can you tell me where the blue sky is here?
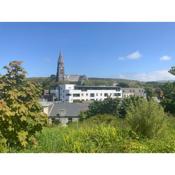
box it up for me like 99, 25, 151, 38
0, 22, 175, 81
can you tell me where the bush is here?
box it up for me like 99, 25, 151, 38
80, 114, 120, 127
119, 96, 144, 117
28, 126, 69, 153
126, 98, 166, 139
84, 98, 121, 119
60, 125, 124, 153
121, 140, 149, 153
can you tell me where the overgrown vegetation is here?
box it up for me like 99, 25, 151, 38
14, 95, 175, 153
18, 114, 175, 153
1, 62, 175, 153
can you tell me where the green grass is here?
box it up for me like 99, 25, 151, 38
11, 115, 175, 153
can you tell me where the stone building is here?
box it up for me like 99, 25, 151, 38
56, 51, 87, 83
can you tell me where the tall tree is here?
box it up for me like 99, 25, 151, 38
169, 66, 175, 76
0, 61, 47, 149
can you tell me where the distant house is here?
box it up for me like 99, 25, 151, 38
40, 102, 89, 124
122, 88, 146, 98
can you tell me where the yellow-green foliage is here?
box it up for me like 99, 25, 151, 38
126, 99, 166, 138
0, 61, 47, 149
61, 125, 123, 153
0, 132, 8, 153
121, 140, 149, 153
21, 115, 175, 153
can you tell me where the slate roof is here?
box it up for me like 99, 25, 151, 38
49, 102, 89, 118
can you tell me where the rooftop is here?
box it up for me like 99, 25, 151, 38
49, 102, 89, 117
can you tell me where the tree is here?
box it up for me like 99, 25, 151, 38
117, 82, 129, 88
126, 98, 166, 138
84, 98, 121, 119
169, 66, 175, 76
0, 61, 47, 149
145, 87, 154, 100
119, 96, 144, 117
160, 82, 175, 114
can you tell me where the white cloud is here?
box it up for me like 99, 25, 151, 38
116, 69, 175, 81
118, 51, 142, 61
127, 51, 142, 60
160, 55, 172, 61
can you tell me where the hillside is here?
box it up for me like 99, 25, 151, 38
27, 76, 168, 90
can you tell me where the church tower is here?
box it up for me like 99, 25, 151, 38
56, 51, 65, 82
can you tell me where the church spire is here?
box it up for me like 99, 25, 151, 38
56, 50, 65, 82
58, 51, 64, 63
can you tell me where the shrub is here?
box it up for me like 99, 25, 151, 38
61, 125, 124, 153
126, 98, 166, 139
119, 96, 144, 117
121, 140, 149, 153
80, 114, 120, 127
85, 98, 121, 119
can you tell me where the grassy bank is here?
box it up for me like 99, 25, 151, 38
16, 115, 175, 153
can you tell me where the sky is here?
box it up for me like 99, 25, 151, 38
0, 22, 175, 81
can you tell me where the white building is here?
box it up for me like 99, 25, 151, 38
57, 84, 122, 103
122, 88, 146, 98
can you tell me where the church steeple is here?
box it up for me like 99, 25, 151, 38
56, 51, 65, 82
58, 51, 64, 63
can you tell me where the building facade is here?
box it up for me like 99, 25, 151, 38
57, 84, 122, 103
40, 101, 89, 124
122, 88, 146, 98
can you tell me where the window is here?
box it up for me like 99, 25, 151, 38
100, 93, 103, 96
66, 93, 71, 96
73, 93, 80, 97
81, 93, 84, 96
57, 109, 65, 117
68, 118, 72, 123
86, 93, 88, 96
104, 93, 108, 97
114, 93, 121, 96
96, 93, 98, 96
90, 93, 95, 97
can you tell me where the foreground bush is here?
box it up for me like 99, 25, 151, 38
78, 114, 120, 127
22, 116, 175, 153
126, 98, 166, 139
119, 96, 144, 117
60, 125, 124, 153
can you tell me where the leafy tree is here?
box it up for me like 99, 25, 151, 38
0, 61, 47, 149
117, 82, 129, 88
169, 66, 175, 76
160, 82, 175, 114
119, 96, 144, 117
145, 87, 154, 100
84, 98, 121, 119
126, 98, 166, 139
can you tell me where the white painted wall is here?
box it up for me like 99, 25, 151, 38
59, 84, 122, 103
